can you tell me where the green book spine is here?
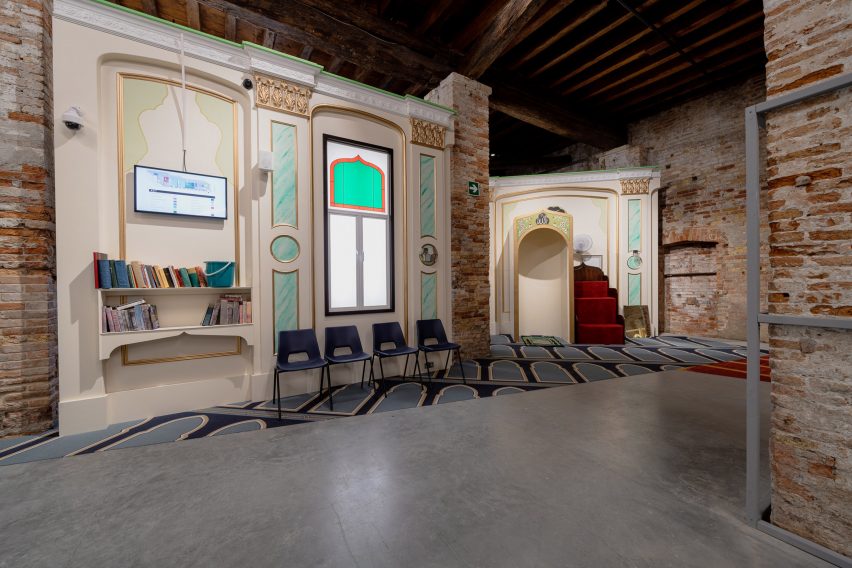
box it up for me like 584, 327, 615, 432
109, 260, 118, 287
188, 271, 200, 287
179, 267, 192, 287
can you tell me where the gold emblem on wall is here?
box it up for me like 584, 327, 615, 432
411, 118, 446, 149
255, 75, 312, 116
620, 177, 651, 195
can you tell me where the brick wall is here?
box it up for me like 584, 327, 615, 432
763, 0, 851, 555
629, 75, 768, 339
426, 73, 492, 358
0, 0, 57, 438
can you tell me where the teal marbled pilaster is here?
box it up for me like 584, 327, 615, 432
421, 272, 437, 319
628, 273, 641, 306
273, 270, 298, 351
419, 155, 435, 237
272, 123, 297, 227
627, 199, 641, 252
271, 235, 299, 263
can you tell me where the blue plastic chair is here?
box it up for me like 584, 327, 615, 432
372, 322, 420, 394
275, 329, 328, 419
416, 319, 466, 384
325, 325, 373, 410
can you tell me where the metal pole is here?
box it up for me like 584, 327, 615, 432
744, 104, 762, 525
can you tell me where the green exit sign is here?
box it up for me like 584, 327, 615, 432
468, 181, 480, 196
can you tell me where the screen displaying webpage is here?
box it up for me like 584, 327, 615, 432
134, 166, 227, 219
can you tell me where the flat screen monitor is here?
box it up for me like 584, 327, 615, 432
134, 165, 228, 219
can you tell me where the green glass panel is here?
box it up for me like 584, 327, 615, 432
628, 273, 641, 306
331, 159, 383, 211
271, 236, 299, 263
419, 155, 435, 237
273, 271, 298, 351
628, 199, 641, 252
272, 123, 297, 226
421, 272, 437, 320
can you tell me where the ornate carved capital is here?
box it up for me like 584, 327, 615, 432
254, 74, 311, 116
411, 118, 446, 150
620, 177, 651, 195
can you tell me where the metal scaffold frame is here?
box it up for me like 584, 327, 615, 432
744, 71, 852, 568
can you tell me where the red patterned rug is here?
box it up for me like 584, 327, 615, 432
684, 355, 771, 382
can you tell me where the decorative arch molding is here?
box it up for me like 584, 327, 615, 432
512, 209, 575, 342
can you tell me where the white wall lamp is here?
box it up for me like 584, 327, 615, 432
61, 106, 84, 130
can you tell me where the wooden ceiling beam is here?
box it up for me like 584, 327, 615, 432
549, 0, 703, 89
185, 0, 200, 29
527, 0, 661, 80
508, 0, 607, 70
504, 0, 576, 52
193, 0, 455, 87
415, 0, 458, 35
224, 12, 236, 41
140, 0, 157, 16
461, 0, 553, 79
580, 14, 764, 100
490, 84, 625, 149
560, 2, 760, 96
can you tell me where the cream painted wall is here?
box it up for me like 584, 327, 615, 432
517, 229, 570, 338
52, 8, 453, 434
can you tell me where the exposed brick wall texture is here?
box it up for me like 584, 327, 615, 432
763, 0, 851, 555
0, 0, 57, 437
662, 244, 719, 333
629, 74, 768, 339
426, 73, 492, 358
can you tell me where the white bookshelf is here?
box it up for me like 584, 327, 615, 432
97, 287, 254, 360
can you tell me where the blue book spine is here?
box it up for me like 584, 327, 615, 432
97, 260, 112, 289
115, 260, 130, 288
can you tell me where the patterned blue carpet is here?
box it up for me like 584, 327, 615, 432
0, 336, 758, 466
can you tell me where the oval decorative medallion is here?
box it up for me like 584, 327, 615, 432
271, 236, 300, 263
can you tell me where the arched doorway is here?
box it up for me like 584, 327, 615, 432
513, 211, 574, 341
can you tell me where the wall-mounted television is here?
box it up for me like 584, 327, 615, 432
134, 165, 228, 219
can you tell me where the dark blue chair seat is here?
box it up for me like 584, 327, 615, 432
375, 345, 418, 358
274, 329, 328, 419
325, 326, 373, 404
372, 322, 421, 394
416, 319, 466, 384
326, 352, 371, 364
276, 357, 327, 372
420, 342, 460, 353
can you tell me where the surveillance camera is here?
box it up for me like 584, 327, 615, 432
242, 78, 253, 90
62, 106, 84, 130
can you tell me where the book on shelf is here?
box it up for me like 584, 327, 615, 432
102, 300, 160, 333
201, 295, 251, 326
93, 253, 227, 290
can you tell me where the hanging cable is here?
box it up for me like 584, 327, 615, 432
179, 33, 188, 171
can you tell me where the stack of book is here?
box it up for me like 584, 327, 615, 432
102, 299, 160, 333
93, 252, 210, 289
201, 295, 252, 326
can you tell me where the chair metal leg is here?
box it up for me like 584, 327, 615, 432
445, 350, 452, 379
402, 354, 410, 380
274, 369, 281, 420
326, 365, 334, 411
360, 360, 367, 389
457, 349, 467, 384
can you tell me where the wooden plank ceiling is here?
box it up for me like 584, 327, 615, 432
111, 0, 766, 175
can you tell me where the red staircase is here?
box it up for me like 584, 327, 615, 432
574, 280, 625, 344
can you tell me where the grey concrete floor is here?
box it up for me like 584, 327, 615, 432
0, 371, 829, 567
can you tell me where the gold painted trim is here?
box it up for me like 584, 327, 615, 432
270, 120, 299, 229
117, 73, 243, 365
512, 210, 575, 343
494, 189, 617, 319
410, 118, 446, 149
418, 151, 438, 240
269, 235, 301, 263
255, 74, 312, 116
309, 104, 409, 338
272, 268, 300, 354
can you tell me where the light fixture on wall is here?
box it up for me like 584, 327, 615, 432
627, 250, 642, 269
62, 106, 84, 130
